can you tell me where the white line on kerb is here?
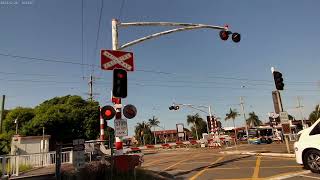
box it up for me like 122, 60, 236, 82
300, 174, 320, 180
267, 170, 310, 180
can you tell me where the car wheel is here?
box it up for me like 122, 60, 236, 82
303, 149, 320, 173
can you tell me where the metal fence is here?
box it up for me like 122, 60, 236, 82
0, 151, 72, 177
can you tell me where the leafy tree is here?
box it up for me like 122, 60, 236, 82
148, 116, 160, 144
309, 104, 320, 124
21, 95, 100, 143
225, 108, 240, 138
0, 131, 14, 155
3, 107, 35, 133
134, 121, 152, 145
288, 114, 295, 120
246, 112, 262, 127
187, 113, 206, 140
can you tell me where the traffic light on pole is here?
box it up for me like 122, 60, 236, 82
100, 105, 116, 121
273, 71, 284, 90
219, 31, 241, 43
169, 105, 179, 110
231, 32, 241, 43
219, 31, 230, 41
113, 69, 127, 98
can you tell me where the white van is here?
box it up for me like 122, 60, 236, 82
294, 118, 320, 173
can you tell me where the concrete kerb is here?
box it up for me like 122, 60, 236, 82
220, 151, 296, 158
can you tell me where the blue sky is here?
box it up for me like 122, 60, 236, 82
1, 0, 320, 135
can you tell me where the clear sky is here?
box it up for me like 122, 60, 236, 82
1, 0, 320, 135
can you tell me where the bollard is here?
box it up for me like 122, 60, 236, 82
115, 137, 123, 156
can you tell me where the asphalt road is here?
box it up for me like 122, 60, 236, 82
142, 147, 319, 180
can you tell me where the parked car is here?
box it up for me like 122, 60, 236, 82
294, 118, 320, 173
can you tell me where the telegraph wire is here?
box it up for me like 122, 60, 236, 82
81, 0, 85, 79
0, 78, 82, 84
92, 0, 104, 74
0, 52, 319, 85
0, 52, 90, 66
118, 0, 126, 20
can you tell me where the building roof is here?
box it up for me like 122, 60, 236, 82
13, 135, 51, 140
152, 129, 177, 135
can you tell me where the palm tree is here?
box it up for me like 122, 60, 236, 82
246, 112, 262, 127
225, 108, 240, 138
134, 121, 151, 145
309, 104, 320, 124
186, 113, 203, 140
148, 116, 160, 144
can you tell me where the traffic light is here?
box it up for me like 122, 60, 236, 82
123, 104, 137, 119
232, 32, 241, 43
219, 31, 230, 41
100, 105, 116, 121
219, 31, 241, 43
169, 105, 179, 110
273, 71, 284, 90
113, 69, 127, 98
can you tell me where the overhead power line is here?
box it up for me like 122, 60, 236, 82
118, 0, 126, 20
92, 0, 104, 73
81, 0, 85, 78
0, 78, 82, 84
0, 52, 90, 66
0, 52, 318, 85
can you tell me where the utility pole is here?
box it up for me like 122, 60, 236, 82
296, 96, 306, 129
88, 75, 93, 101
15, 118, 18, 135
240, 96, 249, 144
0, 95, 5, 133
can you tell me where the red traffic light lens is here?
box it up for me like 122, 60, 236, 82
219, 31, 229, 41
101, 105, 116, 120
117, 73, 125, 79
105, 110, 112, 117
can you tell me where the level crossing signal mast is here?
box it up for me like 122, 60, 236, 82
113, 69, 128, 98
273, 71, 284, 90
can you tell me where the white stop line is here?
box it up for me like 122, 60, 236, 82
102, 51, 133, 71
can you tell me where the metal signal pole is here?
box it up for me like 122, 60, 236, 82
0, 95, 5, 133
88, 75, 93, 101
240, 97, 249, 144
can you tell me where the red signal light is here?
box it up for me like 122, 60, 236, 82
219, 31, 229, 41
117, 73, 125, 79
105, 110, 112, 116
101, 105, 116, 121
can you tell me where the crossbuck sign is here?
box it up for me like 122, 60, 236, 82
101, 50, 134, 71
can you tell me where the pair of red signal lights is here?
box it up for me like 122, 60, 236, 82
219, 30, 241, 43
100, 104, 137, 121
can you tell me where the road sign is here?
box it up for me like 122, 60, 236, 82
114, 118, 128, 137
272, 91, 283, 114
282, 123, 291, 134
101, 50, 134, 71
73, 151, 85, 169
279, 111, 289, 124
72, 139, 85, 170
